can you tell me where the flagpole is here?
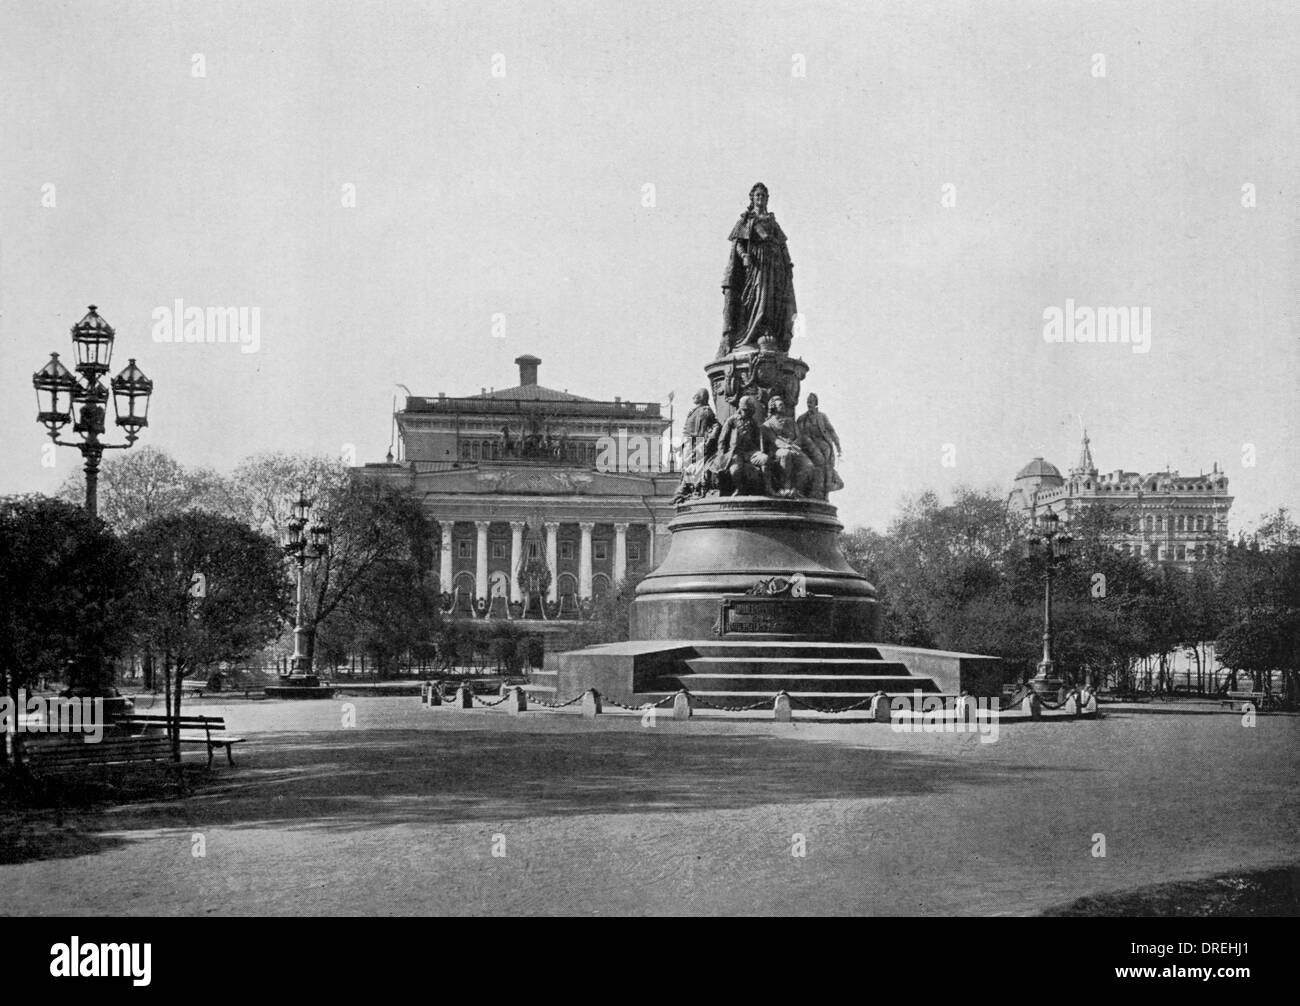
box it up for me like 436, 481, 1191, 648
667, 392, 675, 472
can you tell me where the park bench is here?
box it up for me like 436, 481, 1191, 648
1221, 690, 1270, 711
21, 732, 175, 778
120, 714, 245, 768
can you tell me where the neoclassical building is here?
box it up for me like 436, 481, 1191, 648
356, 355, 676, 618
1009, 433, 1233, 568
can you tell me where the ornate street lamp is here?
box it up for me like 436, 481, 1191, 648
1025, 509, 1073, 696
281, 492, 332, 689
32, 306, 154, 518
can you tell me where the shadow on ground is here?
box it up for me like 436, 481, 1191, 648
2, 724, 1066, 863
1043, 864, 1300, 916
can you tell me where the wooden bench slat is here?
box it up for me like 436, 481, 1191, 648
24, 735, 173, 769
118, 714, 243, 767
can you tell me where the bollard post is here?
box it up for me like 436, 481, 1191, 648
499, 682, 511, 698
455, 685, 473, 709
956, 691, 975, 725
420, 681, 430, 706
581, 689, 602, 719
1063, 689, 1081, 716
672, 690, 692, 720
1020, 693, 1042, 719
506, 685, 527, 715
773, 691, 792, 722
1081, 688, 1098, 716
429, 681, 442, 707
869, 691, 892, 723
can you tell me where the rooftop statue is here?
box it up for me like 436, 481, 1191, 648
719, 182, 798, 357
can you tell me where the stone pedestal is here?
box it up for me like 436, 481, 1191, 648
264, 674, 338, 700
556, 497, 971, 707
631, 497, 878, 641
704, 347, 809, 427
1029, 676, 1065, 703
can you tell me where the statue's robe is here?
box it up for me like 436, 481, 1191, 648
723, 212, 797, 351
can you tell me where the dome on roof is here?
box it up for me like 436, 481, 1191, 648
1015, 457, 1064, 482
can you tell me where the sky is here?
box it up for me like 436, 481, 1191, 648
1, 0, 1297, 534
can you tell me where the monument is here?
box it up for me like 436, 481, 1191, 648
553, 185, 1004, 708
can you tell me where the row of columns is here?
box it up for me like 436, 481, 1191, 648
438, 520, 633, 602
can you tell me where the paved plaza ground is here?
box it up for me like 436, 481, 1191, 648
2, 695, 1297, 916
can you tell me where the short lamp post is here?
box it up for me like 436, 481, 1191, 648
282, 492, 331, 687
1025, 509, 1073, 696
32, 306, 154, 519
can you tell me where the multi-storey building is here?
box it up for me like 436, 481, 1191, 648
356, 355, 676, 619
1009, 433, 1233, 567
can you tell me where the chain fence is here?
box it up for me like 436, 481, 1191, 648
525, 692, 587, 710
785, 693, 879, 714
425, 681, 1096, 718
599, 693, 680, 712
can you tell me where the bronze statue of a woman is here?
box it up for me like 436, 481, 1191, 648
719, 182, 798, 357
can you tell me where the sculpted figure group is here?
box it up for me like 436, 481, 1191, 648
673, 389, 842, 503
671, 183, 844, 504
500, 418, 567, 460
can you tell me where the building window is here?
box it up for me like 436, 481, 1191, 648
457, 540, 473, 559
491, 540, 507, 559
1145, 516, 1154, 533
628, 542, 642, 562
1149, 544, 1159, 560
460, 442, 471, 460
1176, 545, 1185, 561
593, 541, 608, 561
560, 540, 575, 560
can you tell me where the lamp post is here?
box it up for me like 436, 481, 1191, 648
32, 306, 154, 519
281, 492, 332, 691
1025, 509, 1072, 697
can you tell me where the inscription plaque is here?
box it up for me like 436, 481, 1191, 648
717, 596, 836, 637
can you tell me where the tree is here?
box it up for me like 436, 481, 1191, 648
56, 445, 224, 534
219, 452, 350, 540
318, 564, 443, 678
1217, 512, 1300, 702
0, 496, 138, 762
578, 570, 648, 645
843, 488, 1028, 658
127, 512, 289, 758
299, 481, 433, 664
842, 488, 1205, 691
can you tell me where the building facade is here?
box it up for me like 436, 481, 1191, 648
1009, 433, 1233, 568
356, 355, 676, 619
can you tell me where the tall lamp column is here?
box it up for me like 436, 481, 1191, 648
282, 492, 331, 688
1025, 509, 1072, 697
32, 306, 154, 519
